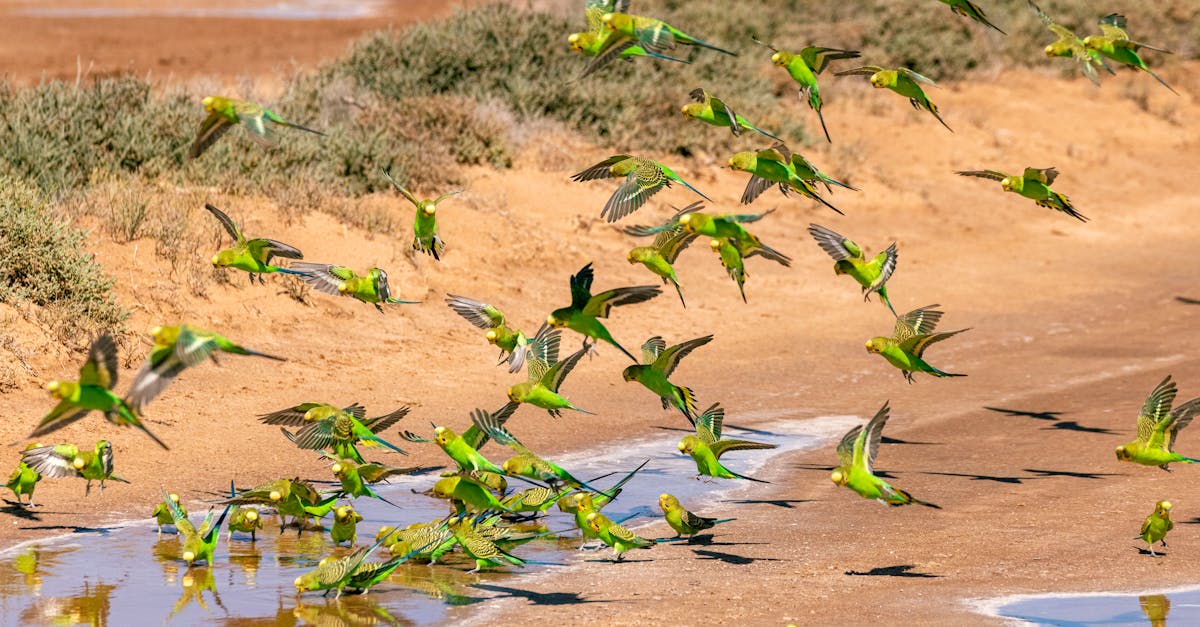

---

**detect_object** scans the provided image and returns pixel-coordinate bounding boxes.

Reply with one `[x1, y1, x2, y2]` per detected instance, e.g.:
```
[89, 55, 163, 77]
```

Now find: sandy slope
[1, 57, 1199, 624]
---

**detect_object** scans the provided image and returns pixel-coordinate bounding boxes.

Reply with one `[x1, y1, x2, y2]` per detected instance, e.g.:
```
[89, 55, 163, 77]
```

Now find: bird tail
[1180, 456, 1200, 464]
[928, 366, 967, 379]
[676, 177, 712, 202]
[798, 182, 843, 215]
[227, 346, 286, 361]
[568, 404, 597, 416]
[644, 50, 689, 64]
[821, 174, 859, 192]
[958, 1, 1007, 34]
[108, 474, 132, 484]
[676, 386, 699, 422]
[1047, 192, 1088, 222]
[878, 287, 899, 318]
[112, 407, 170, 450]
[894, 486, 942, 509]
[670, 278, 686, 308]
[730, 469, 770, 483]
[385, 297, 421, 305]
[610, 338, 640, 363]
[926, 101, 954, 133]
[813, 102, 833, 144]
[675, 32, 736, 56]
[275, 267, 313, 277]
[281, 120, 326, 136]
[365, 434, 409, 457]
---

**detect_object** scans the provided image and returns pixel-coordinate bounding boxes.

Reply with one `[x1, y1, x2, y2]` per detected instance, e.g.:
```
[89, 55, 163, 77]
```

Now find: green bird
[502, 485, 571, 514]
[226, 506, 262, 541]
[344, 555, 407, 594]
[1027, 0, 1112, 86]
[669, 211, 792, 267]
[382, 169, 461, 260]
[163, 490, 232, 568]
[678, 404, 776, 482]
[290, 263, 419, 312]
[1082, 14, 1176, 95]
[294, 541, 384, 598]
[259, 401, 366, 426]
[957, 167, 1086, 222]
[1138, 500, 1174, 556]
[865, 304, 968, 383]
[752, 39, 860, 142]
[432, 475, 517, 515]
[506, 325, 591, 417]
[568, 0, 687, 77]
[151, 492, 186, 535]
[330, 504, 363, 546]
[473, 409, 602, 491]
[808, 223, 898, 316]
[204, 203, 306, 284]
[583, 11, 735, 77]
[1115, 376, 1200, 470]
[429, 408, 513, 476]
[21, 440, 130, 496]
[936, 0, 1006, 35]
[547, 263, 661, 362]
[331, 459, 420, 501]
[681, 88, 781, 140]
[223, 477, 328, 531]
[30, 333, 166, 449]
[288, 405, 411, 463]
[836, 65, 953, 132]
[586, 512, 653, 561]
[189, 95, 324, 159]
[558, 458, 649, 520]
[446, 294, 530, 373]
[571, 154, 710, 223]
[727, 145, 842, 213]
[710, 238, 749, 303]
[622, 335, 712, 423]
[450, 517, 526, 573]
[5, 444, 42, 506]
[658, 493, 733, 541]
[127, 324, 283, 414]
[623, 202, 702, 308]
[831, 401, 940, 508]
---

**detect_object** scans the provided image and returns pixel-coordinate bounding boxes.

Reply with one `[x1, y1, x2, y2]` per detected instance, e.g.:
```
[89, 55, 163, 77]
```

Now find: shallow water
[994, 589, 1200, 625]
[13, 1, 383, 20]
[0, 413, 855, 626]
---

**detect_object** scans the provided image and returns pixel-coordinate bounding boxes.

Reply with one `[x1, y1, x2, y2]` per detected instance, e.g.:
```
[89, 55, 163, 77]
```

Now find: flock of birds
[2, 0, 1191, 606]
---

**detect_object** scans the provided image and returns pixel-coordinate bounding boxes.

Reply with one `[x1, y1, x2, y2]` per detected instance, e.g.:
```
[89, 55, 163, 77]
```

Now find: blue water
[995, 590, 1200, 625]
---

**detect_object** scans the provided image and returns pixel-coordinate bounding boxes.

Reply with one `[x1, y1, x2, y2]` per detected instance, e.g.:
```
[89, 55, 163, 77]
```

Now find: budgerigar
[5, 444, 42, 506]
[681, 88, 781, 140]
[330, 505, 363, 546]
[831, 402, 940, 507]
[568, 0, 688, 77]
[382, 169, 461, 260]
[287, 405, 411, 463]
[623, 202, 702, 307]
[865, 305, 968, 383]
[505, 324, 592, 417]
[623, 335, 713, 423]
[572, 154, 710, 222]
[1115, 376, 1200, 470]
[659, 493, 733, 541]
[446, 294, 530, 372]
[290, 263, 419, 312]
[582, 11, 735, 77]
[957, 167, 1086, 222]
[1139, 500, 1174, 556]
[836, 65, 953, 131]
[547, 263, 661, 361]
[163, 490, 231, 568]
[151, 492, 186, 535]
[808, 224, 898, 315]
[678, 404, 776, 482]
[189, 96, 323, 159]
[586, 511, 653, 560]
[1027, 0, 1113, 85]
[752, 39, 860, 142]
[710, 237, 749, 302]
[22, 440, 130, 496]
[294, 542, 383, 597]
[936, 0, 1006, 34]
[728, 144, 842, 213]
[472, 408, 601, 491]
[204, 203, 306, 283]
[1082, 14, 1177, 94]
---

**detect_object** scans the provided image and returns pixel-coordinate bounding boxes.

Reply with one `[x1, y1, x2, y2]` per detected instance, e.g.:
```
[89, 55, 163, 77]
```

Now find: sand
[3, 4, 1200, 624]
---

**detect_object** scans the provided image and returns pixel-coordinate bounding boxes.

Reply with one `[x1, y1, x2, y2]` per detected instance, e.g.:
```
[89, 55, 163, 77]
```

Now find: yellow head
[1114, 445, 1130, 461]
[830, 469, 848, 486]
[709, 239, 721, 252]
[585, 511, 601, 531]
[485, 329, 498, 344]
[1044, 44, 1057, 57]
[72, 457, 85, 470]
[501, 459, 512, 473]
[868, 73, 886, 88]
[727, 152, 754, 172]
[331, 463, 345, 476]
[269, 490, 282, 502]
[245, 510, 259, 522]
[865, 338, 880, 354]
[201, 96, 215, 112]
[600, 12, 615, 29]
[335, 505, 352, 521]
[45, 381, 67, 399]
[681, 103, 702, 120]
[182, 551, 196, 565]
[169, 493, 180, 504]
[1081, 36, 1100, 50]
[678, 436, 697, 455]
[770, 52, 785, 66]
[658, 493, 678, 511]
[546, 314, 563, 328]
[434, 426, 451, 446]
[1158, 500, 1173, 516]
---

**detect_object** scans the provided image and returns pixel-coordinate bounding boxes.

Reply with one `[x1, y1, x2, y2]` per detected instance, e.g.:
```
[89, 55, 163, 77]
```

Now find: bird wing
[579, 35, 639, 78]
[894, 305, 944, 342]
[707, 93, 739, 134]
[572, 155, 631, 182]
[640, 336, 666, 364]
[445, 294, 506, 329]
[30, 401, 90, 437]
[653, 225, 698, 263]
[362, 406, 410, 434]
[863, 402, 890, 472]
[293, 419, 337, 451]
[358, 463, 420, 483]
[583, 286, 661, 318]
[711, 438, 777, 459]
[569, 263, 596, 310]
[957, 170, 1008, 182]
[800, 46, 861, 75]
[526, 323, 561, 383]
[258, 402, 326, 426]
[381, 169, 421, 208]
[834, 65, 885, 77]
[471, 407, 535, 457]
[740, 175, 777, 205]
[1137, 376, 1177, 444]
[248, 238, 304, 265]
[1168, 398, 1200, 452]
[807, 223, 858, 261]
[870, 244, 899, 289]
[79, 332, 119, 390]
[203, 203, 244, 244]
[1023, 167, 1058, 185]
[694, 403, 725, 444]
[603, 161, 668, 222]
[836, 425, 861, 467]
[188, 112, 233, 159]
[898, 329, 966, 358]
[719, 209, 774, 224]
[653, 335, 714, 379]
[1098, 14, 1129, 41]
[22, 443, 82, 478]
[172, 326, 220, 368]
[897, 67, 938, 86]
[289, 262, 353, 296]
[461, 402, 518, 450]
[541, 347, 587, 393]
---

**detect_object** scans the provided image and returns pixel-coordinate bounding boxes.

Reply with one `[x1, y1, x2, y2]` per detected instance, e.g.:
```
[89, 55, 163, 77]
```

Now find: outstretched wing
[894, 305, 944, 342]
[694, 403, 725, 444]
[248, 238, 304, 265]
[799, 46, 861, 75]
[711, 438, 777, 459]
[569, 263, 595, 310]
[362, 406, 410, 434]
[203, 203, 244, 244]
[956, 170, 1008, 182]
[898, 329, 967, 358]
[652, 225, 698, 264]
[188, 112, 233, 159]
[79, 332, 119, 390]
[541, 347, 587, 393]
[862, 402, 890, 472]
[653, 335, 713, 379]
[1137, 376, 1177, 445]
[583, 286, 661, 318]
[836, 425, 861, 467]
[640, 336, 666, 364]
[289, 262, 354, 296]
[603, 160, 668, 222]
[571, 155, 631, 182]
[807, 224, 858, 261]
[381, 169, 421, 208]
[834, 65, 886, 77]
[461, 402, 518, 450]
[1167, 397, 1200, 452]
[897, 67, 937, 86]
[445, 294, 506, 330]
[22, 444, 82, 478]
[1023, 167, 1058, 185]
[471, 407, 535, 457]
[525, 323, 561, 383]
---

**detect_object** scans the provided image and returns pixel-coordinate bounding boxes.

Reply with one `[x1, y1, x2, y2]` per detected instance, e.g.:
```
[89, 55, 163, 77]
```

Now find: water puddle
[0, 413, 856, 626]
[985, 588, 1200, 625]
[12, 1, 383, 20]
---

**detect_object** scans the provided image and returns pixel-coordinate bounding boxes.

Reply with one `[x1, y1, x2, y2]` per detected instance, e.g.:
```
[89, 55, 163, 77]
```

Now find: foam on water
[0, 411, 855, 626]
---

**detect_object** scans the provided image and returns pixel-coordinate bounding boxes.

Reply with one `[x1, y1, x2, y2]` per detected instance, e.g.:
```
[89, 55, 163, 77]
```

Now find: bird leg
[903, 371, 915, 385]
[85, 481, 93, 497]
[374, 304, 385, 314]
[1149, 545, 1158, 557]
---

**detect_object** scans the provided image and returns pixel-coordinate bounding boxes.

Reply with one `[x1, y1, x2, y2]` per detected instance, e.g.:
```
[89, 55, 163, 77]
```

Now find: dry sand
[2, 5, 1200, 625]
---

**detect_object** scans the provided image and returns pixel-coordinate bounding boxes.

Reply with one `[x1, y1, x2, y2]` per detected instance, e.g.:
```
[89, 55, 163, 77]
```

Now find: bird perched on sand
[836, 65, 953, 131]
[936, 0, 1005, 34]
[568, 0, 687, 76]
[162, 490, 231, 568]
[30, 333, 166, 449]
[204, 203, 306, 283]
[957, 167, 1086, 222]
[290, 263, 418, 312]
[5, 444, 42, 507]
[681, 88, 781, 140]
[710, 237, 749, 302]
[188, 96, 323, 159]
[831, 402, 939, 507]
[808, 224, 898, 316]
[679, 404, 776, 482]
[623, 335, 713, 423]
[658, 493, 733, 541]
[623, 203, 701, 308]
[1138, 500, 1174, 556]
[127, 324, 283, 415]
[865, 305, 968, 383]
[152, 493, 186, 535]
[728, 144, 842, 213]
[22, 440, 129, 496]
[586, 511, 653, 560]
[752, 39, 860, 142]
[583, 11, 735, 77]
[572, 154, 709, 223]
[505, 324, 591, 417]
[1082, 14, 1177, 94]
[1026, 1, 1112, 86]
[445, 295, 530, 373]
[1115, 376, 1200, 470]
[547, 263, 661, 361]
[381, 169, 461, 260]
